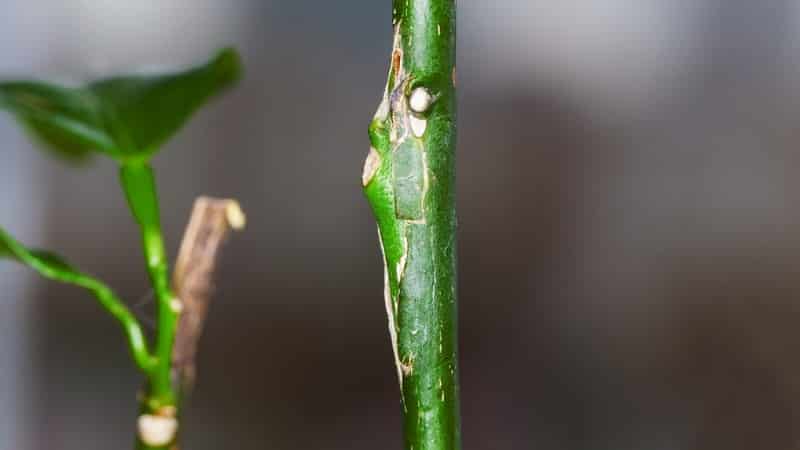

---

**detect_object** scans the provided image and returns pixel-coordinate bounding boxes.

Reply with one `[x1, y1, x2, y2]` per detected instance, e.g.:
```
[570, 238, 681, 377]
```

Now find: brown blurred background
[3, 1, 800, 449]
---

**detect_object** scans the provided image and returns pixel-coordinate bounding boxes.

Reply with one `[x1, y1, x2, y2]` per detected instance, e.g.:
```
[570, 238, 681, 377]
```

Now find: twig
[171, 197, 246, 392]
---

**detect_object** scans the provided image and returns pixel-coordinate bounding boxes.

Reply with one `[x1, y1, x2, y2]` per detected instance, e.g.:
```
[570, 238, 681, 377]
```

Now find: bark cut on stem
[363, 1, 460, 449]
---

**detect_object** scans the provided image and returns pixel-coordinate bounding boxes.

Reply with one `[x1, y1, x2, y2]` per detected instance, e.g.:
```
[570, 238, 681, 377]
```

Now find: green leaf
[0, 81, 113, 160]
[0, 47, 242, 163]
[0, 236, 9, 257]
[23, 118, 97, 162]
[89, 48, 241, 157]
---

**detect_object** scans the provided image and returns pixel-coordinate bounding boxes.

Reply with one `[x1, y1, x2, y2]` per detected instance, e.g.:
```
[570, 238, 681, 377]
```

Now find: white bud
[409, 87, 433, 113]
[225, 201, 246, 230]
[169, 298, 183, 313]
[138, 414, 178, 447]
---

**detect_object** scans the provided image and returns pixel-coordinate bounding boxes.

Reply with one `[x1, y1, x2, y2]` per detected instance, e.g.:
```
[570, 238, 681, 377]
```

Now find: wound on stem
[362, 1, 460, 449]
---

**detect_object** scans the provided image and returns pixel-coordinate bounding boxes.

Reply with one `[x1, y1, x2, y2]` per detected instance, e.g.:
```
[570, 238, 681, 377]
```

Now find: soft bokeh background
[3, 1, 800, 449]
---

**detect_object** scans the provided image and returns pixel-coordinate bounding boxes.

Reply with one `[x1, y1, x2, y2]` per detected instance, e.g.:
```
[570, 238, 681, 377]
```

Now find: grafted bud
[409, 87, 433, 113]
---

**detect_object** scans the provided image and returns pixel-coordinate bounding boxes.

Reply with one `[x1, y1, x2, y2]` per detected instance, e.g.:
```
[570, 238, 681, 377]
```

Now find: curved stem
[362, 1, 460, 449]
[0, 227, 155, 373]
[68, 277, 156, 373]
[119, 163, 178, 408]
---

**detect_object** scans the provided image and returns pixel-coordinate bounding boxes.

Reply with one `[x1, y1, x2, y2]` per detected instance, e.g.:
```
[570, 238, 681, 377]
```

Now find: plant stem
[0, 227, 155, 373]
[362, 1, 460, 449]
[63, 277, 156, 374]
[119, 163, 178, 408]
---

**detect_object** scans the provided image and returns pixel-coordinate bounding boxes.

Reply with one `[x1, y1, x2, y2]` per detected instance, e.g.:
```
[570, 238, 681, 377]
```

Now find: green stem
[0, 227, 155, 373]
[119, 163, 178, 408]
[363, 1, 460, 449]
[59, 276, 156, 374]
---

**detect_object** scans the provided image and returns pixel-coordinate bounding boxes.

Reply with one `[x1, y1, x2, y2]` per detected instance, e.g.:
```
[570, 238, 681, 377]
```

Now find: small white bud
[409, 87, 433, 113]
[170, 298, 183, 313]
[138, 414, 178, 447]
[225, 201, 246, 230]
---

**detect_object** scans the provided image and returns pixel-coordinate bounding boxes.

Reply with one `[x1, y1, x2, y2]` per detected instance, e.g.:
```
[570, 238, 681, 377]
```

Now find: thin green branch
[0, 227, 155, 373]
[363, 0, 460, 449]
[119, 162, 178, 408]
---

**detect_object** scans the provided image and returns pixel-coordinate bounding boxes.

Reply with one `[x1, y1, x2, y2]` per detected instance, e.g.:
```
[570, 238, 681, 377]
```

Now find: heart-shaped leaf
[0, 48, 241, 163]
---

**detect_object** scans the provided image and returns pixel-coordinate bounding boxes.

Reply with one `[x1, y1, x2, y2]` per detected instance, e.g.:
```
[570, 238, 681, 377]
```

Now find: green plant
[362, 1, 461, 449]
[0, 48, 242, 449]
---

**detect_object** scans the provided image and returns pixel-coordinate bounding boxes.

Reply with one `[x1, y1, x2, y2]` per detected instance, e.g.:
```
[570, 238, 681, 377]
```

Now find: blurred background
[2, 1, 800, 449]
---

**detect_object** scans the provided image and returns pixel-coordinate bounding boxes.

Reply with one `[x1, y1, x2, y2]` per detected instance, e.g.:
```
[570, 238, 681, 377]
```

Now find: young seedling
[362, 1, 461, 449]
[0, 48, 242, 449]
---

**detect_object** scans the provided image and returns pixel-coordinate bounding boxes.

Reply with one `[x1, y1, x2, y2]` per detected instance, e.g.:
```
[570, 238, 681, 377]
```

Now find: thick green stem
[119, 163, 178, 408]
[363, 1, 460, 449]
